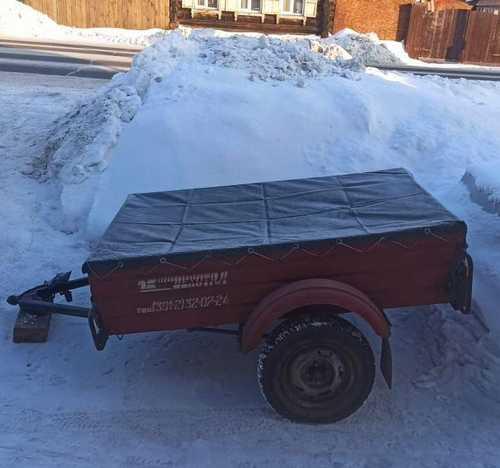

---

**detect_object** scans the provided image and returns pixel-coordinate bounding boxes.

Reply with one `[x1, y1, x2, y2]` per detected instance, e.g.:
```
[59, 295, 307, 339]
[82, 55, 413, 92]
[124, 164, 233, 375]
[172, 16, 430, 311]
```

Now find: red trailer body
[83, 168, 471, 340]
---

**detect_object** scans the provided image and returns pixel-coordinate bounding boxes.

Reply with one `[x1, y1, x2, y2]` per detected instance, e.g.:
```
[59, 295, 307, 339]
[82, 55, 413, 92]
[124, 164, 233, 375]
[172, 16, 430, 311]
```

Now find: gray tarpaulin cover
[84, 168, 465, 269]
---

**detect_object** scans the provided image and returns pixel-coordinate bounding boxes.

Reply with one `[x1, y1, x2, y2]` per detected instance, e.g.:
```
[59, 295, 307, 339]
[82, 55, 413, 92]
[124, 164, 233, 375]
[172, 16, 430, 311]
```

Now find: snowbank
[467, 159, 500, 204]
[84, 65, 500, 239]
[0, 0, 56, 38]
[41, 28, 500, 238]
[462, 161, 500, 219]
[0, 0, 167, 47]
[42, 31, 194, 231]
[41, 29, 367, 232]
[330, 28, 404, 67]
[198, 34, 360, 81]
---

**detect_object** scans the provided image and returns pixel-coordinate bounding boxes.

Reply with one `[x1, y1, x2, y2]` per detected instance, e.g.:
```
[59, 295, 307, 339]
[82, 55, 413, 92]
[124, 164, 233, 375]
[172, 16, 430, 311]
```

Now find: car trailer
[7, 168, 473, 424]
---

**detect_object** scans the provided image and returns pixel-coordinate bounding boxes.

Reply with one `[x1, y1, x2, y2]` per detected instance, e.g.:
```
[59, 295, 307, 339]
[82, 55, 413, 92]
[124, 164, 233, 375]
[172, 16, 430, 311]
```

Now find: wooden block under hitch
[13, 309, 51, 343]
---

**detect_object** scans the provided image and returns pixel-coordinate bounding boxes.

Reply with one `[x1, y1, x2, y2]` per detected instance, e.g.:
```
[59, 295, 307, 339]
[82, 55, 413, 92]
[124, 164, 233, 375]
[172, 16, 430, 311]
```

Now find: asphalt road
[1, 36, 499, 81]
[373, 63, 500, 82]
[0, 36, 137, 79]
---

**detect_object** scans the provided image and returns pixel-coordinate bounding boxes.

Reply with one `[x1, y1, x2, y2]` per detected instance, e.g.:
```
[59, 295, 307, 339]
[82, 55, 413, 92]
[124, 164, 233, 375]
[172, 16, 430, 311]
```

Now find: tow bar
[7, 272, 108, 350]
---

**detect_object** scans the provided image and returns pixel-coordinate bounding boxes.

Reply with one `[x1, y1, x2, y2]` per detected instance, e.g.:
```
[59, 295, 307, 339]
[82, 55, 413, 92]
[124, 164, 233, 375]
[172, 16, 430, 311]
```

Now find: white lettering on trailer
[136, 293, 230, 315]
[137, 271, 228, 293]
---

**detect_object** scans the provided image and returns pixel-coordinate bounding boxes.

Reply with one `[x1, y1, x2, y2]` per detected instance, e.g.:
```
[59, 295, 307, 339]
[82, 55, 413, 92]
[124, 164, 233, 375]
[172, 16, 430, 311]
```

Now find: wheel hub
[290, 347, 345, 399]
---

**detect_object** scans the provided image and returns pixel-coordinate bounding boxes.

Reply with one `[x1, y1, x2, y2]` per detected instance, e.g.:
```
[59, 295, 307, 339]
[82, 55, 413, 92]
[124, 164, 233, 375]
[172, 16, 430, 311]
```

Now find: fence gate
[405, 3, 500, 65]
[463, 11, 500, 65]
[405, 4, 468, 61]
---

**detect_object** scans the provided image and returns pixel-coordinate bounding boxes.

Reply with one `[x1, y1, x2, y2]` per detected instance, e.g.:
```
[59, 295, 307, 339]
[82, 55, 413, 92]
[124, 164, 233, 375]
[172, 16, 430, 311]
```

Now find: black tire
[257, 313, 375, 424]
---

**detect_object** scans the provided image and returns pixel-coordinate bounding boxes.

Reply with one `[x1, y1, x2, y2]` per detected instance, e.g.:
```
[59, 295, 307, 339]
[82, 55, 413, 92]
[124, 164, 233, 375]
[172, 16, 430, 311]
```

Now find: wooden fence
[23, 0, 171, 30]
[406, 3, 500, 65]
[463, 10, 500, 64]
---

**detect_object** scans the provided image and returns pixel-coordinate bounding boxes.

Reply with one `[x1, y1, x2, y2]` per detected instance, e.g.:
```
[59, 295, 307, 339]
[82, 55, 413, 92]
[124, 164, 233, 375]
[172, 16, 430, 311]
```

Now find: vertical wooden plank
[405, 4, 427, 59]
[484, 13, 497, 64]
[462, 10, 473, 63]
[492, 15, 500, 65]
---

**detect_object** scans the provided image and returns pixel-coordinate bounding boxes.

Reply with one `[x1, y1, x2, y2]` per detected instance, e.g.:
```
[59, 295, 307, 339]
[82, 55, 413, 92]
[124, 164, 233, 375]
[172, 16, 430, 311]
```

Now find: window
[240, 0, 261, 10]
[197, 0, 218, 8]
[281, 0, 303, 14]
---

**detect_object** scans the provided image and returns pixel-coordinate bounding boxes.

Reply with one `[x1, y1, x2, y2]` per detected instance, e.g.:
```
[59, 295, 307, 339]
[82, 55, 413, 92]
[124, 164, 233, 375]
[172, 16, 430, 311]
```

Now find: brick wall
[332, 0, 413, 40]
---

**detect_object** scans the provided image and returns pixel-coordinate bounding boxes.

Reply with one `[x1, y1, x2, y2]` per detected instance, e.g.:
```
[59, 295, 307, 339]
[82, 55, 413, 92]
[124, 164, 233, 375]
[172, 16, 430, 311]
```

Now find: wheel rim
[285, 345, 350, 406]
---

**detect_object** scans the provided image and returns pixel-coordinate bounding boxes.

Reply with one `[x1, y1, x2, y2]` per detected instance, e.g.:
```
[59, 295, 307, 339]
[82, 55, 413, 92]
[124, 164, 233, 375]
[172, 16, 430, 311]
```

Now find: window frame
[195, 0, 219, 10]
[239, 0, 262, 13]
[280, 0, 305, 16]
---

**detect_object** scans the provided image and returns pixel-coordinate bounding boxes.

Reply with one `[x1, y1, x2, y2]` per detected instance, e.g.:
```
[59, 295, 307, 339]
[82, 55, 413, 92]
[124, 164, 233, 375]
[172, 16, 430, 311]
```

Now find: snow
[40, 29, 366, 234]
[465, 160, 500, 204]
[2, 3, 500, 467]
[329, 28, 404, 66]
[0, 0, 168, 47]
[40, 31, 500, 241]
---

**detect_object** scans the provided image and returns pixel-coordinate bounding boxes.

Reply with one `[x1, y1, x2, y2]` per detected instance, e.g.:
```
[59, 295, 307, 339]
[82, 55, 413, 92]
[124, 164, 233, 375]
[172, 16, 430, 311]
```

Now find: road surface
[0, 36, 137, 79]
[373, 63, 500, 82]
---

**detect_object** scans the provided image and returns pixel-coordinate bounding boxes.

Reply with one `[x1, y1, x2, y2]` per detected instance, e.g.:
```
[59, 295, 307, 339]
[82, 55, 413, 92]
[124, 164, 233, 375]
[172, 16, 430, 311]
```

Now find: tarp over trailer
[84, 168, 465, 272]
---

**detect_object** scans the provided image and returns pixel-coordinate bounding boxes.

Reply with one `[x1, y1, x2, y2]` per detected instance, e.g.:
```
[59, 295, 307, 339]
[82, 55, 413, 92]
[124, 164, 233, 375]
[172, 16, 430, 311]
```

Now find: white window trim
[193, 0, 219, 10]
[238, 0, 262, 12]
[190, 0, 225, 19]
[279, 0, 305, 16]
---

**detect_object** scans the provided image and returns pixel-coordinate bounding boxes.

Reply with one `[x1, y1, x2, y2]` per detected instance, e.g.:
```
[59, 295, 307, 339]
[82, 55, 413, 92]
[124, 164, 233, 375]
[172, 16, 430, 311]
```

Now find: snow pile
[414, 305, 500, 405]
[0, 0, 57, 38]
[39, 30, 367, 232]
[0, 0, 167, 47]
[84, 69, 500, 240]
[463, 160, 500, 213]
[472, 161, 500, 202]
[56, 27, 169, 48]
[330, 28, 404, 66]
[195, 33, 359, 82]
[39, 31, 194, 231]
[37, 29, 500, 238]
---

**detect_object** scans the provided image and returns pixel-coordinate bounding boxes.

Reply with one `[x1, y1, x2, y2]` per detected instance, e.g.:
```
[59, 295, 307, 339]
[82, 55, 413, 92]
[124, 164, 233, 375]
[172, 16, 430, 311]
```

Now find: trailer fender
[242, 279, 393, 387]
[244, 276, 391, 341]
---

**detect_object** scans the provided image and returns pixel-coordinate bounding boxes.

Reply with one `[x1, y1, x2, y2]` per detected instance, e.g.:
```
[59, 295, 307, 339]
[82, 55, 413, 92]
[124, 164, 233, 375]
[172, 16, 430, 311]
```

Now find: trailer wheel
[257, 314, 375, 424]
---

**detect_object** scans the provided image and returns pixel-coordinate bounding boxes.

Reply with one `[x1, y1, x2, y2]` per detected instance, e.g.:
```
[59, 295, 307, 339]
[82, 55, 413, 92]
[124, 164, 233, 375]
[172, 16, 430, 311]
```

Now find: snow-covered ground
[2, 2, 500, 467]
[0, 0, 167, 47]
